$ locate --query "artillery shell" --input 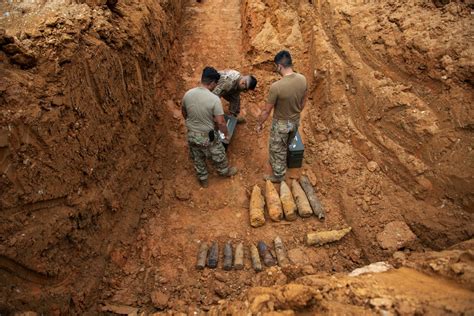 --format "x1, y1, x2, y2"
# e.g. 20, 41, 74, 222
196, 242, 208, 270
279, 180, 297, 221
306, 227, 352, 246
223, 241, 233, 271
292, 179, 313, 217
207, 241, 219, 268
274, 236, 289, 267
249, 185, 266, 227
300, 175, 325, 219
234, 242, 244, 270
257, 241, 276, 267
265, 180, 283, 221
250, 244, 263, 272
